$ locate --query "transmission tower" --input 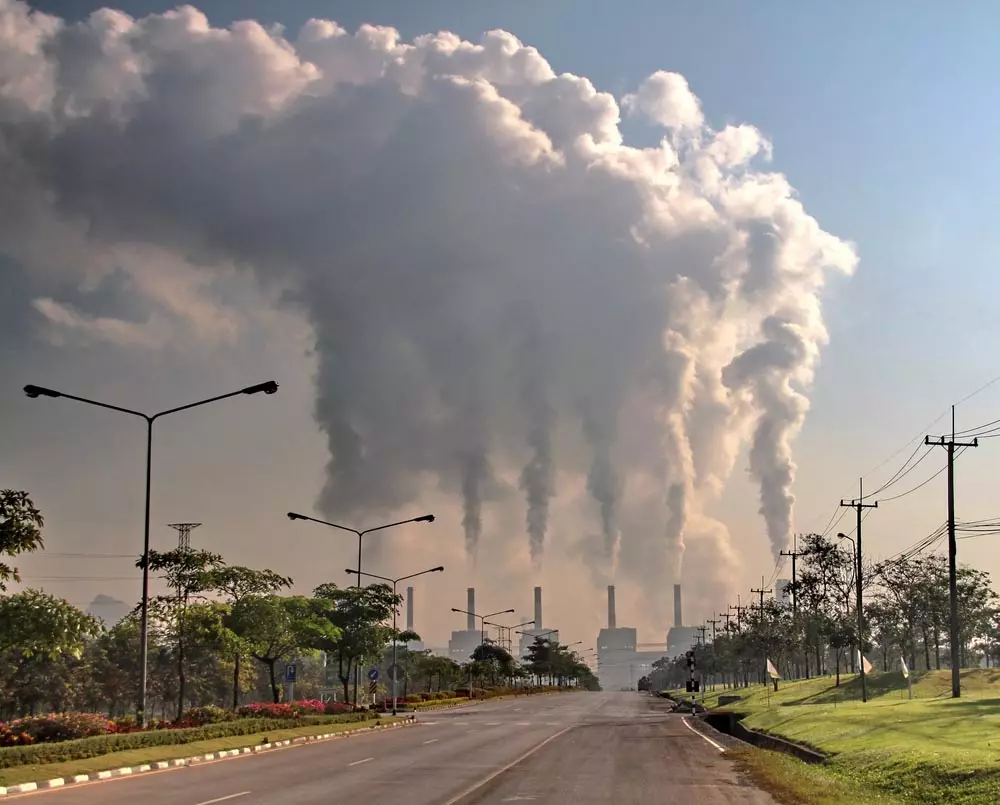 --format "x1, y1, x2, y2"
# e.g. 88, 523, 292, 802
168, 522, 201, 551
